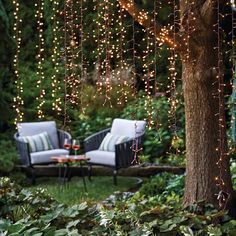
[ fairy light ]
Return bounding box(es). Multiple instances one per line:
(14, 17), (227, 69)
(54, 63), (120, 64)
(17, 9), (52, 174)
(78, 0), (88, 114)
(35, 0), (46, 119)
(214, 0), (230, 209)
(116, 4), (130, 105)
(131, 0), (137, 98)
(143, 8), (156, 129)
(63, 0), (81, 128)
(51, 0), (62, 115)
(12, 2), (24, 124)
(103, 0), (112, 107)
(167, 0), (180, 155)
(230, 0), (236, 152)
(93, 0), (103, 97)
(13, 0), (24, 125)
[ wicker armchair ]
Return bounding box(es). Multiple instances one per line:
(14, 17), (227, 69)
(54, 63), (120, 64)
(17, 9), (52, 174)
(84, 119), (146, 185)
(14, 121), (71, 183)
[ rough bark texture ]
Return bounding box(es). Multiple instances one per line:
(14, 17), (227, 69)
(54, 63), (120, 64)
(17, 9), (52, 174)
(118, 0), (234, 209)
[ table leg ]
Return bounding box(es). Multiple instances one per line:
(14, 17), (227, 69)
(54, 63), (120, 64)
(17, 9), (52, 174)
(80, 162), (87, 192)
(63, 163), (69, 185)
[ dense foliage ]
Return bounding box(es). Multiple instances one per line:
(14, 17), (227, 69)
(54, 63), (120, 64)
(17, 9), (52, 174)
(1, 173), (236, 235)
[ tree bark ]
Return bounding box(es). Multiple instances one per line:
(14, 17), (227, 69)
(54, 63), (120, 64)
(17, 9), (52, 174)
(182, 47), (233, 207)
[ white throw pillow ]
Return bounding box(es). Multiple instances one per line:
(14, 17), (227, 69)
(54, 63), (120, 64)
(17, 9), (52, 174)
(99, 133), (129, 152)
(20, 132), (53, 153)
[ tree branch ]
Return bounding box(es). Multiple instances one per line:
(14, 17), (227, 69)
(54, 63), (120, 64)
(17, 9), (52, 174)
(117, 0), (183, 52)
(201, 0), (215, 24)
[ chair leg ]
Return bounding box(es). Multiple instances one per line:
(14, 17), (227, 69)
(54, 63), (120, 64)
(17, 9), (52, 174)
(30, 167), (36, 185)
(113, 170), (117, 186)
(88, 165), (92, 181)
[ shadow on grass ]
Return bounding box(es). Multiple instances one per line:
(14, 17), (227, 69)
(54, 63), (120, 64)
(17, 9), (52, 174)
(28, 176), (139, 205)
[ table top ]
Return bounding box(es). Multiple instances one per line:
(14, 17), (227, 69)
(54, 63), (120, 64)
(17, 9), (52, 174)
(51, 155), (90, 163)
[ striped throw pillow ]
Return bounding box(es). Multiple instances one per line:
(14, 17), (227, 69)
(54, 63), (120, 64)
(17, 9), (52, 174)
(99, 133), (129, 152)
(20, 132), (53, 153)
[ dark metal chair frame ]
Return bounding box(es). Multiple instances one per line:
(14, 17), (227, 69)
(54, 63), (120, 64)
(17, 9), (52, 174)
(84, 128), (144, 185)
(14, 129), (71, 184)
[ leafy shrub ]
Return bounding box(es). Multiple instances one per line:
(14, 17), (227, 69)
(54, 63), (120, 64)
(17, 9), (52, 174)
(0, 138), (17, 173)
(121, 94), (185, 163)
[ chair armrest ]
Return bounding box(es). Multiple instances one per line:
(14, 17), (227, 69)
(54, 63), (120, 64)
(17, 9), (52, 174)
(115, 134), (144, 169)
(84, 128), (110, 152)
(58, 129), (72, 148)
(14, 133), (31, 166)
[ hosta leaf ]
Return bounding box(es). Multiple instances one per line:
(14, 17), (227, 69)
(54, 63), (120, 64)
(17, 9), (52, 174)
(68, 229), (80, 236)
(7, 223), (26, 234)
(179, 226), (194, 236)
(207, 225), (222, 236)
(54, 229), (68, 236)
(159, 219), (177, 232)
(67, 219), (80, 229)
(140, 206), (163, 217)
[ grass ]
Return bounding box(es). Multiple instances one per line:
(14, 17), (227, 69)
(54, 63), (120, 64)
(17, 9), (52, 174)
(29, 176), (139, 205)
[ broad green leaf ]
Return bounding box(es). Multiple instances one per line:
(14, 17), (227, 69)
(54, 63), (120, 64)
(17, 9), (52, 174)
(179, 225), (194, 236)
(54, 229), (68, 236)
(67, 219), (81, 229)
(207, 225), (222, 236)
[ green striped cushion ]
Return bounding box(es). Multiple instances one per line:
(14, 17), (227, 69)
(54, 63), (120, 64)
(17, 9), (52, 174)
(21, 132), (53, 153)
(99, 133), (129, 152)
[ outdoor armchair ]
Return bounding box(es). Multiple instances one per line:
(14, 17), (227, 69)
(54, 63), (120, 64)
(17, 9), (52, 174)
(14, 121), (71, 183)
(84, 118), (146, 185)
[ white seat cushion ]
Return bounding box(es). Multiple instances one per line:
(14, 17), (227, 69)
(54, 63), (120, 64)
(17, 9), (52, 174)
(30, 149), (69, 164)
(17, 121), (59, 149)
(86, 150), (115, 166)
(111, 119), (146, 138)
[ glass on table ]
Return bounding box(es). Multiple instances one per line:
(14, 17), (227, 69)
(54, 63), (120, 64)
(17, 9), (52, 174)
(63, 138), (71, 157)
(72, 139), (80, 157)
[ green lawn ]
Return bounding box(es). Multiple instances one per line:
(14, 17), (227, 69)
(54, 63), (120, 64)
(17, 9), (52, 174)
(29, 176), (139, 205)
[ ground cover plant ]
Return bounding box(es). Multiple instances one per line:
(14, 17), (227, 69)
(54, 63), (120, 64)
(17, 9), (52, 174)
(1, 173), (236, 235)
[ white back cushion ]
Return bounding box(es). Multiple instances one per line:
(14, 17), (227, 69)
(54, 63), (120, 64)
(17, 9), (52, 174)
(17, 121), (59, 149)
(110, 118), (146, 138)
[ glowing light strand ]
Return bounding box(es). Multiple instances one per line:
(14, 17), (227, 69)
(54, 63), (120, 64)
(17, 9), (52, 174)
(51, 0), (62, 115)
(167, 0), (179, 148)
(13, 0), (24, 125)
(35, 0), (46, 119)
(214, 0), (230, 209)
(103, 0), (112, 107)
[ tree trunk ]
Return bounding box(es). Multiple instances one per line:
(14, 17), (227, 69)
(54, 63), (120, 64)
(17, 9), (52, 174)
(182, 42), (233, 208)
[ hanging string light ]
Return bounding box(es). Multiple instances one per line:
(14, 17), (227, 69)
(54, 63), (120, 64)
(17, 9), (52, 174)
(78, 0), (88, 114)
(35, 0), (46, 119)
(167, 0), (180, 154)
(230, 0), (236, 153)
(51, 0), (62, 115)
(214, 0), (230, 209)
(13, 0), (24, 125)
(93, 0), (104, 97)
(115, 2), (133, 106)
(63, 0), (80, 128)
(103, 0), (112, 107)
(143, 10), (156, 129)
